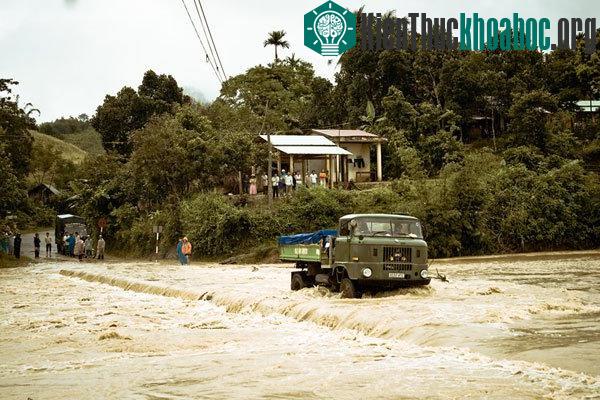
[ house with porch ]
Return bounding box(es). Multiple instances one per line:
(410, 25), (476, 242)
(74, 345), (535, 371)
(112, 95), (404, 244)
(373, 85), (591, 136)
(258, 129), (386, 186)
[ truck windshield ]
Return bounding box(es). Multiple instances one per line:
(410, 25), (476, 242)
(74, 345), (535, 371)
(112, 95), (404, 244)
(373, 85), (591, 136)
(354, 218), (423, 239)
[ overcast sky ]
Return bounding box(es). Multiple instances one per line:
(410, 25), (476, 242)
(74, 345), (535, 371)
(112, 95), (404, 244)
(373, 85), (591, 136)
(1, 0), (598, 122)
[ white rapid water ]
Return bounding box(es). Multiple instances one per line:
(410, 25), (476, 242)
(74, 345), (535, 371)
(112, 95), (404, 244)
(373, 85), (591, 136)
(1, 252), (599, 399)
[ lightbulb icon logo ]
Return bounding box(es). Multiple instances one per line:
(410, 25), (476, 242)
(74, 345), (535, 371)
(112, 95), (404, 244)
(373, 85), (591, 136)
(304, 1), (356, 57)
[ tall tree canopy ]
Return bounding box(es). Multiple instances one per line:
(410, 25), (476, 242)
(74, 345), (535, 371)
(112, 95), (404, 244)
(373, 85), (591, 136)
(91, 70), (189, 157)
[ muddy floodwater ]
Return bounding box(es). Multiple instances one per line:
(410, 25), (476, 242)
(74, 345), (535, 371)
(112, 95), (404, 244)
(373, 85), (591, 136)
(1, 253), (599, 399)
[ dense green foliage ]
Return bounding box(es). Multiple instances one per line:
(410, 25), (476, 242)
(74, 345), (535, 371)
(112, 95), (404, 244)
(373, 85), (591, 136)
(91, 70), (190, 156)
(3, 23), (600, 259)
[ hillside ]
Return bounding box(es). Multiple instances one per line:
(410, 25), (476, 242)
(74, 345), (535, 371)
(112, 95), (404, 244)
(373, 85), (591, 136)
(31, 130), (88, 164)
(58, 128), (105, 155)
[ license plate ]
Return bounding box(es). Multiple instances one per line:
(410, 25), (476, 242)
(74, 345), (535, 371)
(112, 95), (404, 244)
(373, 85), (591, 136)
(389, 272), (408, 279)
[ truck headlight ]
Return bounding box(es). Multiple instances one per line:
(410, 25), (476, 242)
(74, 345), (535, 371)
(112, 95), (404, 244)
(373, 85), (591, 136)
(420, 269), (429, 279)
(362, 268), (372, 278)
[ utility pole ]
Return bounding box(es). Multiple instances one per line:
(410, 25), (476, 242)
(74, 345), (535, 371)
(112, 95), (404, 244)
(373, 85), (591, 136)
(261, 101), (272, 207)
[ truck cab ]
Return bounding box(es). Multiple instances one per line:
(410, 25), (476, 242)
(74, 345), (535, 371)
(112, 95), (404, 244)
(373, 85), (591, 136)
(280, 213), (431, 298)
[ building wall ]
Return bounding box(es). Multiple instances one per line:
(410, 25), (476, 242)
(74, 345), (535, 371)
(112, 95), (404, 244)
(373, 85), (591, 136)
(343, 143), (371, 182)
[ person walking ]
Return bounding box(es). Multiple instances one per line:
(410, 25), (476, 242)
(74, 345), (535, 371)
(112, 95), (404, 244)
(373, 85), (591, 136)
(261, 173), (268, 194)
(84, 236), (93, 258)
(44, 232), (52, 257)
(249, 174), (257, 195)
(182, 237), (192, 265)
(271, 172), (279, 198)
(33, 233), (41, 259)
(13, 233), (22, 259)
(96, 235), (105, 260)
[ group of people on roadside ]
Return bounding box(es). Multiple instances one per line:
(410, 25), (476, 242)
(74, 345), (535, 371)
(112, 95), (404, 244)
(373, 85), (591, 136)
(1, 229), (21, 259)
(176, 237), (192, 265)
(240, 169), (331, 198)
(59, 232), (105, 261)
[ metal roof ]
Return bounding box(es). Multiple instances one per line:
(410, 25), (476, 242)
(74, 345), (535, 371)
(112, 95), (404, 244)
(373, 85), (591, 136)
(340, 214), (419, 220)
(312, 129), (386, 142)
(259, 134), (335, 146)
(259, 134), (353, 156)
(273, 145), (352, 155)
(576, 100), (600, 112)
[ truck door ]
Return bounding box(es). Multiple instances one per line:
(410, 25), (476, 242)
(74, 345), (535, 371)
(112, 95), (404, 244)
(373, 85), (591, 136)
(335, 219), (351, 265)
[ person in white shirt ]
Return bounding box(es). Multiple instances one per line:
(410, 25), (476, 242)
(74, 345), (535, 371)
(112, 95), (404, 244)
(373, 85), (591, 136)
(284, 172), (294, 195)
(294, 171), (302, 189)
(309, 170), (318, 188)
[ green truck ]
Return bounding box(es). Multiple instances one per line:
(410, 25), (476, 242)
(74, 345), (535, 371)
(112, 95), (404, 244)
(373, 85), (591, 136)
(278, 214), (431, 298)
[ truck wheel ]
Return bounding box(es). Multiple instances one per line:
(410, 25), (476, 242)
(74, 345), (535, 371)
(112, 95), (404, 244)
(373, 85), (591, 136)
(340, 278), (361, 299)
(291, 273), (307, 291)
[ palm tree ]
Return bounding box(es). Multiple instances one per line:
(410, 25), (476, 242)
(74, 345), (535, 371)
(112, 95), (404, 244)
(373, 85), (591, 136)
(264, 30), (289, 62)
(285, 53), (300, 69)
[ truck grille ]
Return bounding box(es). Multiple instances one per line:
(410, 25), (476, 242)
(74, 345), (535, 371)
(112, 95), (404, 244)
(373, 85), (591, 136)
(382, 246), (412, 271)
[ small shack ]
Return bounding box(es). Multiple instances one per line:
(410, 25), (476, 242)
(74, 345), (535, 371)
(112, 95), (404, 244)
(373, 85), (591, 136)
(311, 129), (386, 182)
(28, 183), (61, 205)
(259, 134), (352, 187)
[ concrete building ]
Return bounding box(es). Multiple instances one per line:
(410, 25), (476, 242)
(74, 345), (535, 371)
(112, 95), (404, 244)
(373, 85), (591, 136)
(312, 129), (386, 182)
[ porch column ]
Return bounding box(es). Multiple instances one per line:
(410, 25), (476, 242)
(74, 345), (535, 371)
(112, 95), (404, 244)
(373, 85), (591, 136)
(326, 155), (332, 188)
(301, 157), (306, 187)
(277, 152), (281, 174)
(289, 154), (294, 173)
(376, 142), (382, 182)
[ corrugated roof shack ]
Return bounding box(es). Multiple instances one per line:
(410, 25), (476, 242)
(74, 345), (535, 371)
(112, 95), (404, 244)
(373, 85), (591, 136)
(28, 183), (61, 205)
(259, 134), (351, 188)
(312, 129), (386, 182)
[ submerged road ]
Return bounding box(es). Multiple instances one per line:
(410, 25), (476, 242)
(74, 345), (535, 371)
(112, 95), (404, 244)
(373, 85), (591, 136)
(1, 252), (599, 399)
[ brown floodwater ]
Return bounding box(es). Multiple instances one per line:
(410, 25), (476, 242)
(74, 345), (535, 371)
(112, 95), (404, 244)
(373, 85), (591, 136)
(1, 252), (599, 399)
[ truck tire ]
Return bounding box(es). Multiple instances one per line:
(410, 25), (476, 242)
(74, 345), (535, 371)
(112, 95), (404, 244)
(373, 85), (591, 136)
(340, 278), (361, 299)
(291, 273), (307, 291)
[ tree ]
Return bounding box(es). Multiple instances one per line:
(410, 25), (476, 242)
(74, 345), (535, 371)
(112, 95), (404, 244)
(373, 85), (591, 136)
(508, 90), (558, 151)
(218, 58), (316, 133)
(0, 142), (26, 216)
(263, 30), (289, 62)
(91, 70), (188, 157)
(0, 78), (35, 177)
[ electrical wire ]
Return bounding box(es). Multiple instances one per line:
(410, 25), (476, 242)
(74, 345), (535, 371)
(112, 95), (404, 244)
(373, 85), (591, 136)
(191, 0), (225, 81)
(179, 0), (223, 84)
(195, 0), (227, 80)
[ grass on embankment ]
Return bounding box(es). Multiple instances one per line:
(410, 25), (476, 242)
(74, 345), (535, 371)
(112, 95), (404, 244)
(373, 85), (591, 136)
(57, 127), (105, 155)
(0, 254), (32, 268)
(31, 130), (88, 164)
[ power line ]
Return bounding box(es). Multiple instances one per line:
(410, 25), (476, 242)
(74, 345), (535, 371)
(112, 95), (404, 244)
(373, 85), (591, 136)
(195, 0), (227, 80)
(179, 0), (222, 84)
(191, 0), (225, 81)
